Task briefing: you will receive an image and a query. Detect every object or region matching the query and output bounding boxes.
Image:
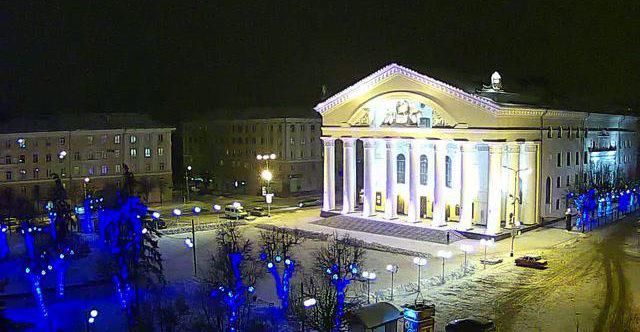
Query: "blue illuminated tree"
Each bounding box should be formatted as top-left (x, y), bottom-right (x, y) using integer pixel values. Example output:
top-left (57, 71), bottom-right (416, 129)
top-left (315, 233), bottom-right (366, 332)
top-left (0, 224), bottom-right (9, 259)
top-left (259, 226), bottom-right (303, 314)
top-left (99, 194), bottom-right (165, 328)
top-left (24, 259), bottom-right (52, 320)
top-left (207, 223), bottom-right (259, 332)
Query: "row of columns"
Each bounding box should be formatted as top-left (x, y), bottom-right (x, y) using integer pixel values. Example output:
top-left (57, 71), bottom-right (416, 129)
top-left (322, 137), bottom-right (538, 235)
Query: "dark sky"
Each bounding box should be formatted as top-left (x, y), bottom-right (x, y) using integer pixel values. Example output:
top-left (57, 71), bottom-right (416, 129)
top-left (4, 1), bottom-right (640, 121)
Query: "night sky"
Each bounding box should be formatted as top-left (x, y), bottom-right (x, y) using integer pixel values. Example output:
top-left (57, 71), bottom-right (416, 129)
top-left (5, 1), bottom-right (640, 121)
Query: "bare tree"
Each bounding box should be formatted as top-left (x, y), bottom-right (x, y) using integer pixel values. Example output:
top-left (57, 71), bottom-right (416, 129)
top-left (293, 233), bottom-right (366, 332)
top-left (259, 226), bottom-right (304, 313)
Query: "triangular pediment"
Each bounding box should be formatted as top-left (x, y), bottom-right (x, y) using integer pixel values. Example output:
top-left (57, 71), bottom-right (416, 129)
top-left (314, 63), bottom-right (500, 116)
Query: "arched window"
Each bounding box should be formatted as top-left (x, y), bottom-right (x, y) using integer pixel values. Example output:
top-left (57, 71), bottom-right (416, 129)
top-left (445, 156), bottom-right (452, 188)
top-left (545, 177), bottom-right (551, 204)
top-left (397, 154), bottom-right (405, 184)
top-left (575, 151), bottom-right (580, 165)
top-left (419, 155), bottom-right (428, 185)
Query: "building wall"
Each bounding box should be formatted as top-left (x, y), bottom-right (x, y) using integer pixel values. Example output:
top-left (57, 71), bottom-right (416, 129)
top-left (183, 117), bottom-right (323, 196)
top-left (0, 128), bottom-right (174, 207)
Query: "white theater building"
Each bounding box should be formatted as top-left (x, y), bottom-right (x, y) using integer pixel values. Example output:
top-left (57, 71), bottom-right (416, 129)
top-left (316, 64), bottom-right (638, 235)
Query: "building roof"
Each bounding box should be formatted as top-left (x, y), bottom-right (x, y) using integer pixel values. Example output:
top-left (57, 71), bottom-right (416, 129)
top-left (196, 107), bottom-right (320, 121)
top-left (0, 113), bottom-right (174, 134)
top-left (348, 302), bottom-right (402, 329)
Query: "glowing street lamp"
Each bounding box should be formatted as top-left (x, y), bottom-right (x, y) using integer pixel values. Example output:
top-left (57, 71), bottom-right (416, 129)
top-left (232, 202), bottom-right (242, 224)
top-left (413, 257), bottom-right (427, 293)
top-left (151, 211), bottom-right (161, 230)
top-left (86, 308), bottom-right (99, 330)
top-left (460, 244), bottom-right (474, 271)
top-left (302, 298), bottom-right (317, 332)
top-left (436, 250), bottom-right (453, 283)
top-left (58, 150), bottom-right (67, 159)
top-left (480, 238), bottom-right (495, 269)
top-left (185, 165), bottom-right (192, 203)
top-left (261, 169), bottom-right (274, 217)
top-left (386, 264), bottom-right (399, 301)
top-left (173, 208), bottom-right (182, 226)
top-left (361, 271), bottom-right (377, 304)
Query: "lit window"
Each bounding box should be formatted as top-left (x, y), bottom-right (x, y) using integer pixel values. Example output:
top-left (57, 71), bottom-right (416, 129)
top-left (101, 165), bottom-right (108, 175)
top-left (130, 148), bottom-right (137, 157)
top-left (114, 149), bottom-right (120, 157)
top-left (420, 155), bottom-right (428, 185)
top-left (144, 148), bottom-right (151, 157)
top-left (115, 135), bottom-right (121, 144)
top-left (59, 137), bottom-right (65, 145)
top-left (88, 167), bottom-right (94, 175)
top-left (130, 135), bottom-right (137, 144)
top-left (397, 154), bottom-right (406, 184)
top-left (157, 147), bottom-right (164, 156)
top-left (445, 156), bottom-right (452, 188)
top-left (87, 136), bottom-right (94, 144)
top-left (115, 164), bottom-right (122, 173)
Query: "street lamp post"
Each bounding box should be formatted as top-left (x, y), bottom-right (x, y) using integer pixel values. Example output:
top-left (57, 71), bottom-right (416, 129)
top-left (151, 211), bottom-right (161, 230)
top-left (386, 264), bottom-right (398, 301)
top-left (460, 244), bottom-right (473, 273)
top-left (83, 177), bottom-right (90, 199)
top-left (412, 257), bottom-right (427, 293)
top-left (232, 202), bottom-right (242, 225)
top-left (503, 166), bottom-right (530, 257)
top-left (85, 308), bottom-right (98, 332)
top-left (361, 271), bottom-right (377, 304)
top-left (479, 238), bottom-right (495, 269)
top-left (302, 298), bottom-right (317, 332)
top-left (261, 169), bottom-right (273, 217)
top-left (185, 165), bottom-right (192, 203)
top-left (436, 250), bottom-right (453, 284)
top-left (191, 206), bottom-right (201, 277)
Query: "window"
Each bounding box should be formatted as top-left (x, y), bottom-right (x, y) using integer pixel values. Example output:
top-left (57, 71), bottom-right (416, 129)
top-left (557, 127), bottom-right (562, 138)
top-left (33, 154), bottom-right (38, 163)
top-left (290, 125), bottom-right (295, 132)
top-left (20, 169), bottom-right (26, 180)
top-left (575, 151), bottom-right (580, 165)
top-left (566, 152), bottom-right (571, 166)
top-left (547, 127), bottom-right (552, 138)
top-left (101, 150), bottom-right (107, 159)
top-left (310, 125), bottom-right (315, 131)
top-left (583, 151), bottom-right (588, 164)
top-left (157, 147), bottom-right (164, 156)
top-left (101, 135), bottom-right (107, 144)
top-left (101, 165), bottom-right (108, 175)
top-left (46, 154), bottom-right (52, 162)
top-left (88, 167), bottom-right (94, 175)
top-left (130, 135), bottom-right (137, 144)
top-left (159, 163), bottom-right (165, 171)
top-left (114, 149), bottom-right (120, 157)
top-left (556, 176), bottom-right (561, 188)
top-left (545, 177), bottom-right (551, 204)
top-left (115, 164), bottom-right (122, 173)
top-left (5, 171), bottom-right (12, 180)
top-left (59, 137), bottom-right (65, 145)
top-left (19, 155), bottom-right (25, 163)
top-left (420, 155), bottom-right (428, 185)
top-left (556, 153), bottom-right (561, 167)
top-left (73, 166), bottom-right (80, 174)
top-left (575, 173), bottom-right (579, 185)
top-left (4, 156), bottom-right (10, 164)
top-left (33, 168), bottom-right (39, 179)
top-left (130, 148), bottom-right (137, 157)
top-left (158, 134), bottom-right (164, 142)
top-left (87, 136), bottom-right (94, 144)
top-left (566, 175), bottom-right (570, 186)
top-left (144, 148), bottom-right (151, 157)
top-left (445, 156), bottom-right (452, 188)
top-left (115, 134), bottom-right (121, 144)
top-left (397, 154), bottom-right (406, 184)
top-left (556, 199), bottom-right (560, 210)
top-left (74, 151), bottom-right (81, 160)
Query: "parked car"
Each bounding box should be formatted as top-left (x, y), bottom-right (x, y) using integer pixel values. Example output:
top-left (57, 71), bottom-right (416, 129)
top-left (515, 254), bottom-right (548, 269)
top-left (250, 207), bottom-right (268, 217)
top-left (297, 198), bottom-right (322, 208)
top-left (445, 317), bottom-right (496, 332)
top-left (224, 204), bottom-right (249, 219)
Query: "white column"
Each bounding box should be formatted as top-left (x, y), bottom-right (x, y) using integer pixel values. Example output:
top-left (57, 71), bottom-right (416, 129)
top-left (520, 143), bottom-right (538, 225)
top-left (362, 139), bottom-right (376, 217)
top-left (432, 141), bottom-right (447, 226)
top-left (322, 137), bottom-right (336, 212)
top-left (459, 142), bottom-right (476, 230)
top-left (506, 144), bottom-right (521, 226)
top-left (341, 138), bottom-right (356, 214)
top-left (407, 140), bottom-right (420, 223)
top-left (384, 139), bottom-right (398, 219)
top-left (486, 144), bottom-right (503, 235)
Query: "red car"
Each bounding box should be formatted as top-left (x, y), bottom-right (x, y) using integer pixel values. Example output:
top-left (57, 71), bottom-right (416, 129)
top-left (515, 255), bottom-right (548, 269)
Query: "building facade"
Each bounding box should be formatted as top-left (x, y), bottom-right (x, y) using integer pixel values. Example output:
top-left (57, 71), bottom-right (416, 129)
top-left (0, 114), bottom-right (174, 209)
top-left (182, 115), bottom-right (323, 196)
top-left (317, 64), bottom-right (638, 234)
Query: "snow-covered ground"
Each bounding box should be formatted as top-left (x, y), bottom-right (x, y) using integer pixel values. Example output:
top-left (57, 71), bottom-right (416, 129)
top-left (3, 206), bottom-right (639, 331)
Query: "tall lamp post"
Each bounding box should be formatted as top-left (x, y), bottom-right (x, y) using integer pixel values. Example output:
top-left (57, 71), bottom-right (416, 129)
top-left (261, 169), bottom-right (273, 217)
top-left (191, 206), bottom-right (201, 276)
top-left (502, 166), bottom-right (530, 257)
top-left (83, 177), bottom-right (90, 199)
top-left (361, 271), bottom-right (376, 304)
top-left (185, 165), bottom-right (192, 203)
top-left (302, 298), bottom-right (317, 332)
top-left (85, 308), bottom-right (98, 332)
top-left (386, 264), bottom-right (398, 301)
top-left (151, 211), bottom-right (161, 230)
top-left (436, 250), bottom-right (453, 284)
top-left (412, 257), bottom-right (427, 293)
top-left (232, 202), bottom-right (242, 225)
